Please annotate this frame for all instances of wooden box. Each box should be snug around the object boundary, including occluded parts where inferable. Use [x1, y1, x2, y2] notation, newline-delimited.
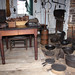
[7, 21, 16, 28]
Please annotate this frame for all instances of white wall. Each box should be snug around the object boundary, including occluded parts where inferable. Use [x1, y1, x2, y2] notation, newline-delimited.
[0, 0, 70, 38]
[33, 0, 70, 37]
[0, 0, 6, 9]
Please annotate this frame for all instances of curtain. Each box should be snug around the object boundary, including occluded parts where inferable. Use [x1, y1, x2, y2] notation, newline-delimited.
[25, 0, 33, 15]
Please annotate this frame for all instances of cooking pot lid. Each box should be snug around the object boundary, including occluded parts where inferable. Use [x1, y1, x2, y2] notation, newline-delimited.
[51, 64, 66, 71]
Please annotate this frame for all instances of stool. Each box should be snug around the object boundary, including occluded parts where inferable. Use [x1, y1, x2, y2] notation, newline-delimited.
[9, 36, 28, 50]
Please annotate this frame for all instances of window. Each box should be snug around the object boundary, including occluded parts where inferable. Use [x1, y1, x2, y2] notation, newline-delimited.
[17, 0, 33, 15]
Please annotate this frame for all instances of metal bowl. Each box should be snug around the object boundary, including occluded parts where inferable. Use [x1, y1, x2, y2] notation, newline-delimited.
[45, 44, 55, 51]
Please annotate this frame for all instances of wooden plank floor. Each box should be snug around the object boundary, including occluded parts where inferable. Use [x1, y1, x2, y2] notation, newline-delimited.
[0, 36, 75, 75]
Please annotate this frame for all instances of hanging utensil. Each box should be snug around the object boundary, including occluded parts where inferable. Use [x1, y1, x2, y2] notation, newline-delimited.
[34, 0, 37, 3]
[45, 0, 52, 9]
[48, 9, 50, 28]
[44, 8, 46, 28]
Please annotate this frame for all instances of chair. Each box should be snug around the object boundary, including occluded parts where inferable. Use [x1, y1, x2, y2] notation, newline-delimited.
[9, 36, 28, 50]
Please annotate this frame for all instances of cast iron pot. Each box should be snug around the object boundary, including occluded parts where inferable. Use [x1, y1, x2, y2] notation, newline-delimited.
[65, 55, 75, 68]
[62, 47, 74, 54]
[45, 44, 55, 51]
[61, 40, 69, 45]
[72, 43, 75, 50]
[50, 37, 59, 43]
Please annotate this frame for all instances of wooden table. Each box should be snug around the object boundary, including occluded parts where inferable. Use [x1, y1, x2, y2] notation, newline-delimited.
[0, 27, 38, 64]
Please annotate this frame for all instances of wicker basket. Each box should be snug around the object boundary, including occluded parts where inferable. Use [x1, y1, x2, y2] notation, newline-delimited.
[16, 21, 28, 28]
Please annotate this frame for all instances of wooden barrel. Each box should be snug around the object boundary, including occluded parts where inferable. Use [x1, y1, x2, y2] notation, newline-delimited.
[41, 29, 48, 45]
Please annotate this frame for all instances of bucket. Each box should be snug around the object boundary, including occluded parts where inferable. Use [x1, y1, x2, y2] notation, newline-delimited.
[41, 29, 48, 45]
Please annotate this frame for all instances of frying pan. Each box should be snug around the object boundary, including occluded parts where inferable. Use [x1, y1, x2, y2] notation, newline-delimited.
[47, 63, 66, 74]
[51, 64, 66, 71]
[42, 58, 55, 66]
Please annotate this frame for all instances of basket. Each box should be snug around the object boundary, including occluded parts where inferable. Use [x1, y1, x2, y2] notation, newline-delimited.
[16, 21, 28, 28]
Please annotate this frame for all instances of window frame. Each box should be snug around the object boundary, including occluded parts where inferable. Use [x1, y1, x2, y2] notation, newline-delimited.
[17, 0, 33, 15]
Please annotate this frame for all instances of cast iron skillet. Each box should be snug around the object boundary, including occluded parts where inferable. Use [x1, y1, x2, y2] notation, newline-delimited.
[47, 63, 66, 71]
[62, 47, 74, 54]
[42, 58, 55, 66]
[51, 64, 66, 71]
[45, 44, 55, 51]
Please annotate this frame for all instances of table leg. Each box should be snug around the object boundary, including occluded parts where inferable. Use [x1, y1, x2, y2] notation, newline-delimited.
[29, 35, 32, 47]
[0, 37, 5, 64]
[34, 32, 38, 60]
[5, 37, 9, 49]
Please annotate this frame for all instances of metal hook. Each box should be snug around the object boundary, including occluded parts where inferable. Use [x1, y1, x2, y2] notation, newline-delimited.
[45, 0, 52, 9]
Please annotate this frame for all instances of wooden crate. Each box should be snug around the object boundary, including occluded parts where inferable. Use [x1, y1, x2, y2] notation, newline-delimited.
[7, 21, 16, 28]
